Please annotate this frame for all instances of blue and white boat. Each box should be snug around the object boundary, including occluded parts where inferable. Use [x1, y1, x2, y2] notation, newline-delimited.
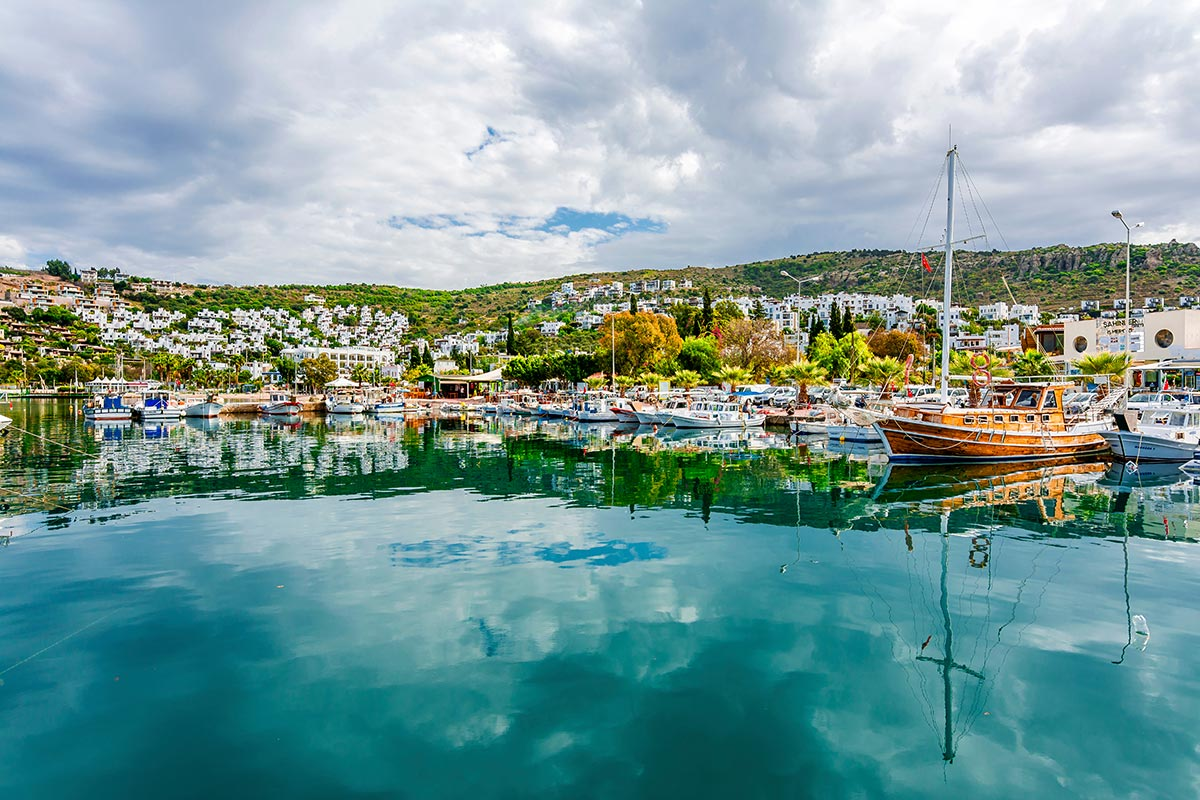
[84, 395, 133, 422]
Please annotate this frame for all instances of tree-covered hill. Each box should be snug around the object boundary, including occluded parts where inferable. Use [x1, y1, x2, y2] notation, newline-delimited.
[128, 241, 1200, 336]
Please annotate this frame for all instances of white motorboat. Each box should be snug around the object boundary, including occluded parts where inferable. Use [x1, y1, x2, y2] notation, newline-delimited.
[571, 393, 621, 422]
[373, 401, 410, 415]
[635, 397, 690, 425]
[260, 392, 302, 416]
[0, 413, 11, 432]
[610, 398, 641, 423]
[184, 396, 223, 418]
[1102, 407, 1200, 463]
[327, 396, 367, 414]
[84, 394, 133, 422]
[670, 401, 767, 429]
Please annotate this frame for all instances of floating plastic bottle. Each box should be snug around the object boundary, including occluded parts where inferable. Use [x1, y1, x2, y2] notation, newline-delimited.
[1132, 614, 1150, 650]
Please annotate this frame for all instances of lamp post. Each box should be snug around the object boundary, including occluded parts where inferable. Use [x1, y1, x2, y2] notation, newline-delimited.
[1111, 210, 1144, 383]
[780, 270, 817, 364]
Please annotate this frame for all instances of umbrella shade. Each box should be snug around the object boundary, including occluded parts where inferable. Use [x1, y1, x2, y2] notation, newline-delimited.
[325, 377, 358, 388]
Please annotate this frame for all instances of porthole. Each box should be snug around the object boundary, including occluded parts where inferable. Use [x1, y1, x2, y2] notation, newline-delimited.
[1155, 329, 1174, 348]
[1073, 336, 1088, 353]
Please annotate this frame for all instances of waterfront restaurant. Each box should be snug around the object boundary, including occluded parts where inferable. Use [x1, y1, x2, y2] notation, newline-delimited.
[419, 368, 505, 399]
[1064, 309, 1200, 389]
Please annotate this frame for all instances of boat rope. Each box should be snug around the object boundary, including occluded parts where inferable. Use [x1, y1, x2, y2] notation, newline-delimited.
[6, 423, 100, 460]
[0, 609, 117, 682]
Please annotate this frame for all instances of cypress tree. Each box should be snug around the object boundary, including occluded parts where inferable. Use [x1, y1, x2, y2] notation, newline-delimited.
[701, 288, 713, 332]
[629, 294, 639, 314]
[829, 304, 842, 338]
[506, 314, 515, 355]
[842, 304, 855, 335]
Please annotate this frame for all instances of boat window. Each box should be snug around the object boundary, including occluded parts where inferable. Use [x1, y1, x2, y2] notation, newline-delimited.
[1009, 415, 1019, 423]
[1041, 414, 1051, 422]
[1025, 414, 1035, 422]
[963, 416, 975, 424]
[994, 415, 1004, 424]
[1014, 389, 1039, 408]
[1041, 391, 1058, 409]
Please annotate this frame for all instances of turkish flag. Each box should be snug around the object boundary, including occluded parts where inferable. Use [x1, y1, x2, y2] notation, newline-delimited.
[921, 252, 932, 273]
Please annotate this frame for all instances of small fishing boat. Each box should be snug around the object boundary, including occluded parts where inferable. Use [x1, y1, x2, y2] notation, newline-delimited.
[132, 390, 184, 421]
[670, 400, 768, 429]
[184, 395, 224, 418]
[571, 393, 621, 422]
[610, 398, 641, 423]
[260, 392, 302, 416]
[84, 394, 133, 422]
[635, 397, 690, 425]
[373, 400, 410, 415]
[1101, 407, 1200, 462]
[327, 396, 367, 414]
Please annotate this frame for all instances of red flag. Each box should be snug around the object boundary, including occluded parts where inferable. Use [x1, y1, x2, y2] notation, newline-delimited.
[921, 252, 932, 273]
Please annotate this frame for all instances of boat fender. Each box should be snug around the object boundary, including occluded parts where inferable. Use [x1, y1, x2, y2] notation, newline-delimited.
[969, 352, 991, 370]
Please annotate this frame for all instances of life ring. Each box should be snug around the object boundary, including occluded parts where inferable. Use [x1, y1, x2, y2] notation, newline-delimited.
[969, 352, 991, 370]
[971, 368, 990, 387]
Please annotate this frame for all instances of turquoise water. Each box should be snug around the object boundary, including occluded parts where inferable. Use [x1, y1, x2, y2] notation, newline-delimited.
[0, 401, 1197, 798]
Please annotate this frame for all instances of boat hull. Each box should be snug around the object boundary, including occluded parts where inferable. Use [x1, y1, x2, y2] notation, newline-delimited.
[261, 402, 302, 416]
[183, 402, 223, 418]
[875, 416, 1108, 463]
[1100, 431, 1196, 462]
[671, 413, 767, 429]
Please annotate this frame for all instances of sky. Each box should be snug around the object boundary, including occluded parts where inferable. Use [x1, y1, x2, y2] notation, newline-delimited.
[0, 0, 1197, 289]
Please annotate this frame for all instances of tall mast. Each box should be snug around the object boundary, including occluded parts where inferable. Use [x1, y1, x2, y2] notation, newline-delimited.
[940, 146, 957, 399]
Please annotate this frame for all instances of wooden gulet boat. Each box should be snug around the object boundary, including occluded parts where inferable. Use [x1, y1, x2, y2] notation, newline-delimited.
[874, 383, 1110, 463]
[872, 145, 1110, 464]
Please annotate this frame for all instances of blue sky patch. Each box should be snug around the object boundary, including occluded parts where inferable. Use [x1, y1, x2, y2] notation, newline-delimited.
[537, 207, 666, 236]
[464, 126, 508, 160]
[387, 214, 468, 230]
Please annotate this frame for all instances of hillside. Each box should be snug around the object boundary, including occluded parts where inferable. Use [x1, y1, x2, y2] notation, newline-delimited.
[127, 241, 1200, 336]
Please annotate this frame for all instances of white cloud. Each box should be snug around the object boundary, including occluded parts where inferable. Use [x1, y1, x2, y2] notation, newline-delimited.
[0, 0, 1197, 287]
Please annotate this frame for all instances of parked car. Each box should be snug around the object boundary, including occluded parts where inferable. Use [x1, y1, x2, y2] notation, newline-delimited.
[1063, 391, 1098, 415]
[1127, 392, 1187, 411]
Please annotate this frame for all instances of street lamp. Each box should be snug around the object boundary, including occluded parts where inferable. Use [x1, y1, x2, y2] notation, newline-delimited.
[781, 270, 816, 364]
[1111, 210, 1144, 380]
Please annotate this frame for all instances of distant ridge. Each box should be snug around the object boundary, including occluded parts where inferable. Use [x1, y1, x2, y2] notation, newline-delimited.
[128, 241, 1200, 336]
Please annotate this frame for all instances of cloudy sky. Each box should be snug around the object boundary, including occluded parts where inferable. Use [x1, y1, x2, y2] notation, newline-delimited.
[0, 0, 1197, 289]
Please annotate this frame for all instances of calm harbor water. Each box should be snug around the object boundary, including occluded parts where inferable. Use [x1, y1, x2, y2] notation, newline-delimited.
[0, 400, 1197, 798]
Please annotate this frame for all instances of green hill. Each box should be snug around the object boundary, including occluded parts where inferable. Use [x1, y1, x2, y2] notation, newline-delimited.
[129, 241, 1200, 336]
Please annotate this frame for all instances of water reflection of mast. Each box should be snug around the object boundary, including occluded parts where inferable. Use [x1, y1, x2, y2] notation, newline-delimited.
[915, 513, 984, 763]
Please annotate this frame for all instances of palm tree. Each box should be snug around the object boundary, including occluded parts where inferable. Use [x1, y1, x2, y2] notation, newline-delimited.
[672, 369, 702, 389]
[858, 356, 905, 396]
[1073, 352, 1131, 397]
[350, 363, 372, 387]
[782, 360, 829, 405]
[1010, 349, 1055, 378]
[714, 365, 753, 389]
